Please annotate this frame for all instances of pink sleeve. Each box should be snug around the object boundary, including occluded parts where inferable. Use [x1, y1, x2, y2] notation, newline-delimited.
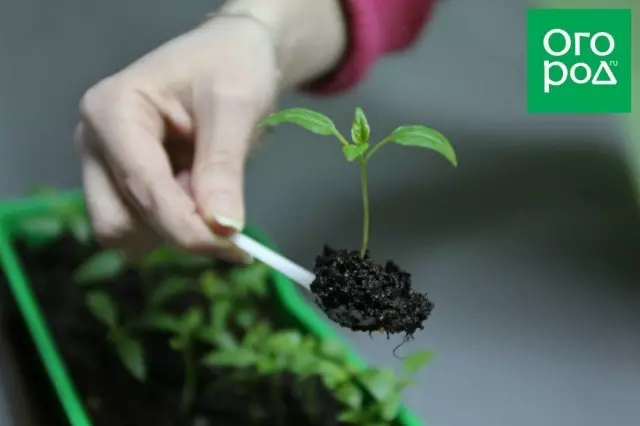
[302, 0, 438, 95]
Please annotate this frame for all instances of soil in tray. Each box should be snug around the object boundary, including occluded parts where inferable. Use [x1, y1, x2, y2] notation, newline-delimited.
[11, 233, 346, 426]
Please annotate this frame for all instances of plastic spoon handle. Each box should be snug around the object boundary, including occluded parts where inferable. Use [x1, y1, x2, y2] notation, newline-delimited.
[230, 233, 315, 291]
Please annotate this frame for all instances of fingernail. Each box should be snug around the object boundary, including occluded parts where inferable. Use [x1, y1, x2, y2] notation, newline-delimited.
[205, 195, 244, 231]
[214, 214, 244, 232]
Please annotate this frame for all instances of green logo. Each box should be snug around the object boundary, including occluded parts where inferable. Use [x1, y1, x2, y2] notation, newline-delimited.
[526, 9, 632, 114]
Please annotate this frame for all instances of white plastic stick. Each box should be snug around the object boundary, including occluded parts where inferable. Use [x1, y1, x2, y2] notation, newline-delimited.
[230, 233, 315, 291]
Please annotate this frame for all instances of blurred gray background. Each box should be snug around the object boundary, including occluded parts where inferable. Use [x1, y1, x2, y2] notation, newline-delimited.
[1, 0, 639, 425]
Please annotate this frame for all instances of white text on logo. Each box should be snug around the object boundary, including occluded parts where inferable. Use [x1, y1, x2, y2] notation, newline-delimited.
[542, 29, 617, 93]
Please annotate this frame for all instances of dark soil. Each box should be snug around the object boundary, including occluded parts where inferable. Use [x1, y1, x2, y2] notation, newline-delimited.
[311, 246, 434, 336]
[8, 233, 346, 426]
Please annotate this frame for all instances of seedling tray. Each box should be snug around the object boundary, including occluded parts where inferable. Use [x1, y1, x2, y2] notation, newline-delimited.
[0, 190, 423, 426]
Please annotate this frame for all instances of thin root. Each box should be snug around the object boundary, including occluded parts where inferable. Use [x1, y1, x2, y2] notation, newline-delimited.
[392, 333, 416, 359]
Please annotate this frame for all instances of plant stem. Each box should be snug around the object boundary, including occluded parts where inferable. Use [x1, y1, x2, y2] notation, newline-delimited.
[334, 131, 350, 146]
[365, 137, 390, 161]
[180, 340, 197, 416]
[359, 160, 370, 258]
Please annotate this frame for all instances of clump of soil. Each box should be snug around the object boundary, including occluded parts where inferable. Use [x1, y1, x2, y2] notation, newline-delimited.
[6, 234, 346, 426]
[310, 246, 434, 336]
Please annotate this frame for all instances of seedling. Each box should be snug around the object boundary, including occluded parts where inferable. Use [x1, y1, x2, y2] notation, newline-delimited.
[84, 290, 146, 381]
[71, 235, 436, 424]
[17, 186, 91, 244]
[260, 107, 456, 257]
[26, 187, 438, 423]
[260, 107, 457, 337]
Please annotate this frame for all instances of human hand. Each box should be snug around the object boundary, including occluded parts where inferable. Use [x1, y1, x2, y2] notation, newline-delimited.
[74, 0, 346, 262]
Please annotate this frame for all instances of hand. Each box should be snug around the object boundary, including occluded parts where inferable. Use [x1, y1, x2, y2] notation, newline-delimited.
[74, 0, 346, 261]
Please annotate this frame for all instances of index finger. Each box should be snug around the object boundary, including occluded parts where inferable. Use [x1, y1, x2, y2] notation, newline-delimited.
[80, 84, 229, 252]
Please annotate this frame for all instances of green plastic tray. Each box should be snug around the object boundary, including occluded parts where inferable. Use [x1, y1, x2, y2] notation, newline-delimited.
[0, 190, 423, 426]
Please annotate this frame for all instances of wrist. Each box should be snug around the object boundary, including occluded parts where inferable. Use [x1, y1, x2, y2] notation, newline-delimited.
[218, 0, 347, 89]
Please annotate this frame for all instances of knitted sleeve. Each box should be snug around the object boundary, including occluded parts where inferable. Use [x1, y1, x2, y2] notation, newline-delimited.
[303, 0, 438, 94]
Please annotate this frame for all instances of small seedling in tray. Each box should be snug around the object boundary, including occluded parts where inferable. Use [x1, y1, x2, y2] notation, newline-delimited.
[12, 188, 437, 425]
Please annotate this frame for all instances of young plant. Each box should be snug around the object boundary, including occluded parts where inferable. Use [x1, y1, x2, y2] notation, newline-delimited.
[17, 186, 91, 244]
[167, 306, 206, 414]
[52, 185, 436, 423]
[260, 107, 457, 257]
[342, 349, 435, 424]
[72, 240, 273, 416]
[314, 343, 436, 424]
[260, 108, 450, 337]
[84, 290, 147, 381]
[204, 321, 436, 424]
[72, 245, 212, 285]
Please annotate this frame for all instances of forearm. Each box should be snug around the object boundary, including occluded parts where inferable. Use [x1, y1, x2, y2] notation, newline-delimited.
[305, 0, 440, 94]
[219, 0, 348, 89]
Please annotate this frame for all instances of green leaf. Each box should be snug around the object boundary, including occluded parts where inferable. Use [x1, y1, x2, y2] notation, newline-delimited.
[142, 246, 211, 269]
[358, 368, 398, 401]
[85, 291, 118, 328]
[257, 356, 280, 374]
[198, 329, 237, 349]
[203, 348, 258, 368]
[235, 309, 256, 329]
[402, 349, 435, 375]
[29, 186, 75, 217]
[210, 299, 232, 333]
[386, 125, 457, 166]
[301, 335, 317, 351]
[141, 312, 183, 333]
[266, 331, 302, 353]
[288, 336, 318, 377]
[228, 263, 269, 297]
[350, 107, 371, 145]
[73, 250, 126, 284]
[179, 307, 204, 335]
[380, 393, 403, 421]
[150, 276, 191, 307]
[319, 339, 347, 362]
[139, 246, 172, 268]
[334, 382, 363, 409]
[342, 144, 369, 162]
[69, 216, 92, 244]
[243, 322, 271, 348]
[113, 334, 146, 382]
[289, 352, 318, 378]
[200, 271, 227, 298]
[259, 108, 338, 136]
[318, 361, 349, 390]
[216, 332, 237, 350]
[337, 409, 362, 424]
[17, 216, 64, 240]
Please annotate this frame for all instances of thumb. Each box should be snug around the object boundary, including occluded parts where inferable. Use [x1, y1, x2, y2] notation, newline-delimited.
[192, 88, 259, 233]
